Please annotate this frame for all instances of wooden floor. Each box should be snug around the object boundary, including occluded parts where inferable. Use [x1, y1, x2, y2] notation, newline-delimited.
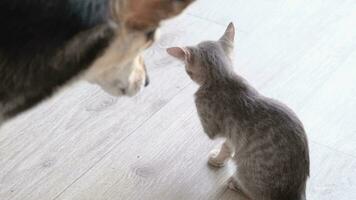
[1, 0, 356, 199]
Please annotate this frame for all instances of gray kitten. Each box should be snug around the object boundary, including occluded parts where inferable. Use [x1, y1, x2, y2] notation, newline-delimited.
[167, 23, 309, 200]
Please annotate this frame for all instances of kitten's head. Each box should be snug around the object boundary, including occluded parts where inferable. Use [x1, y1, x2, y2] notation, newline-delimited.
[167, 23, 235, 85]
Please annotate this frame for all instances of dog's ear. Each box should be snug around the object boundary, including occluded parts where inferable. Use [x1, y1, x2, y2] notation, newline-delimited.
[125, 0, 195, 30]
[167, 47, 190, 61]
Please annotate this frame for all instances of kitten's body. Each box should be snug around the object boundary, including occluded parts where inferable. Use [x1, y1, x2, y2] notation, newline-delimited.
[167, 23, 309, 200]
[196, 75, 309, 200]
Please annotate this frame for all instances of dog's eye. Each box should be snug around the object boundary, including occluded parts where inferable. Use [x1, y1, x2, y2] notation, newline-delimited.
[145, 30, 156, 41]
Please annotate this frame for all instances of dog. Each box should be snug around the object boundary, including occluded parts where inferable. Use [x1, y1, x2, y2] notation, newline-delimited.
[0, 0, 195, 125]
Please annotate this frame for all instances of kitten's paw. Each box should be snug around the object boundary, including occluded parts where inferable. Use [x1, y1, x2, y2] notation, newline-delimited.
[228, 177, 242, 192]
[208, 149, 228, 167]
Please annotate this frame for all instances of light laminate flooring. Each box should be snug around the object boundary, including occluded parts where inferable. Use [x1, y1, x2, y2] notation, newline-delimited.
[1, 0, 356, 199]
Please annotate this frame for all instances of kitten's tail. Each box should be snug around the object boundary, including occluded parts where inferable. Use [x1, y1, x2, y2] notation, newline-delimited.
[292, 190, 307, 200]
[300, 191, 307, 200]
[299, 183, 307, 200]
[275, 190, 306, 200]
[275, 194, 306, 200]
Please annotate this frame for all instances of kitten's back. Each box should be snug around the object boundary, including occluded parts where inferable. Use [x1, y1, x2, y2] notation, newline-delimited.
[197, 74, 309, 200]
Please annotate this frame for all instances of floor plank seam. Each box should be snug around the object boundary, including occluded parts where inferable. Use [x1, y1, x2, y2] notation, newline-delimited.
[50, 82, 193, 200]
[310, 140, 356, 159]
[186, 12, 226, 26]
[186, 13, 249, 35]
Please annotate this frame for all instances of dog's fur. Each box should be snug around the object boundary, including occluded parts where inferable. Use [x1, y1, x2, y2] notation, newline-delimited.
[0, 0, 194, 125]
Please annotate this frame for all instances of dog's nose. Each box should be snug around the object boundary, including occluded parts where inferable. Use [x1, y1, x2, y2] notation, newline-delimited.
[144, 76, 150, 87]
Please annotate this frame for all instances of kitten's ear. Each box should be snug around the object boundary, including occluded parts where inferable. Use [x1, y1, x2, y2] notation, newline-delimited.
[219, 22, 235, 43]
[166, 47, 190, 61]
[219, 22, 235, 56]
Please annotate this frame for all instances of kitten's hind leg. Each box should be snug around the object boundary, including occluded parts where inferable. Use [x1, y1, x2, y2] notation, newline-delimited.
[227, 176, 252, 199]
[208, 139, 234, 167]
[228, 177, 243, 192]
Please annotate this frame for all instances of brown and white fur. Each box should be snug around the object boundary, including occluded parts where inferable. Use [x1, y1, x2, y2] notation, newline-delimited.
[0, 0, 195, 125]
[86, 0, 195, 96]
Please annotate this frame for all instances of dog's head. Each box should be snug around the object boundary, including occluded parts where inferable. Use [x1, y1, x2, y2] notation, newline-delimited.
[85, 0, 194, 97]
[84, 27, 157, 97]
